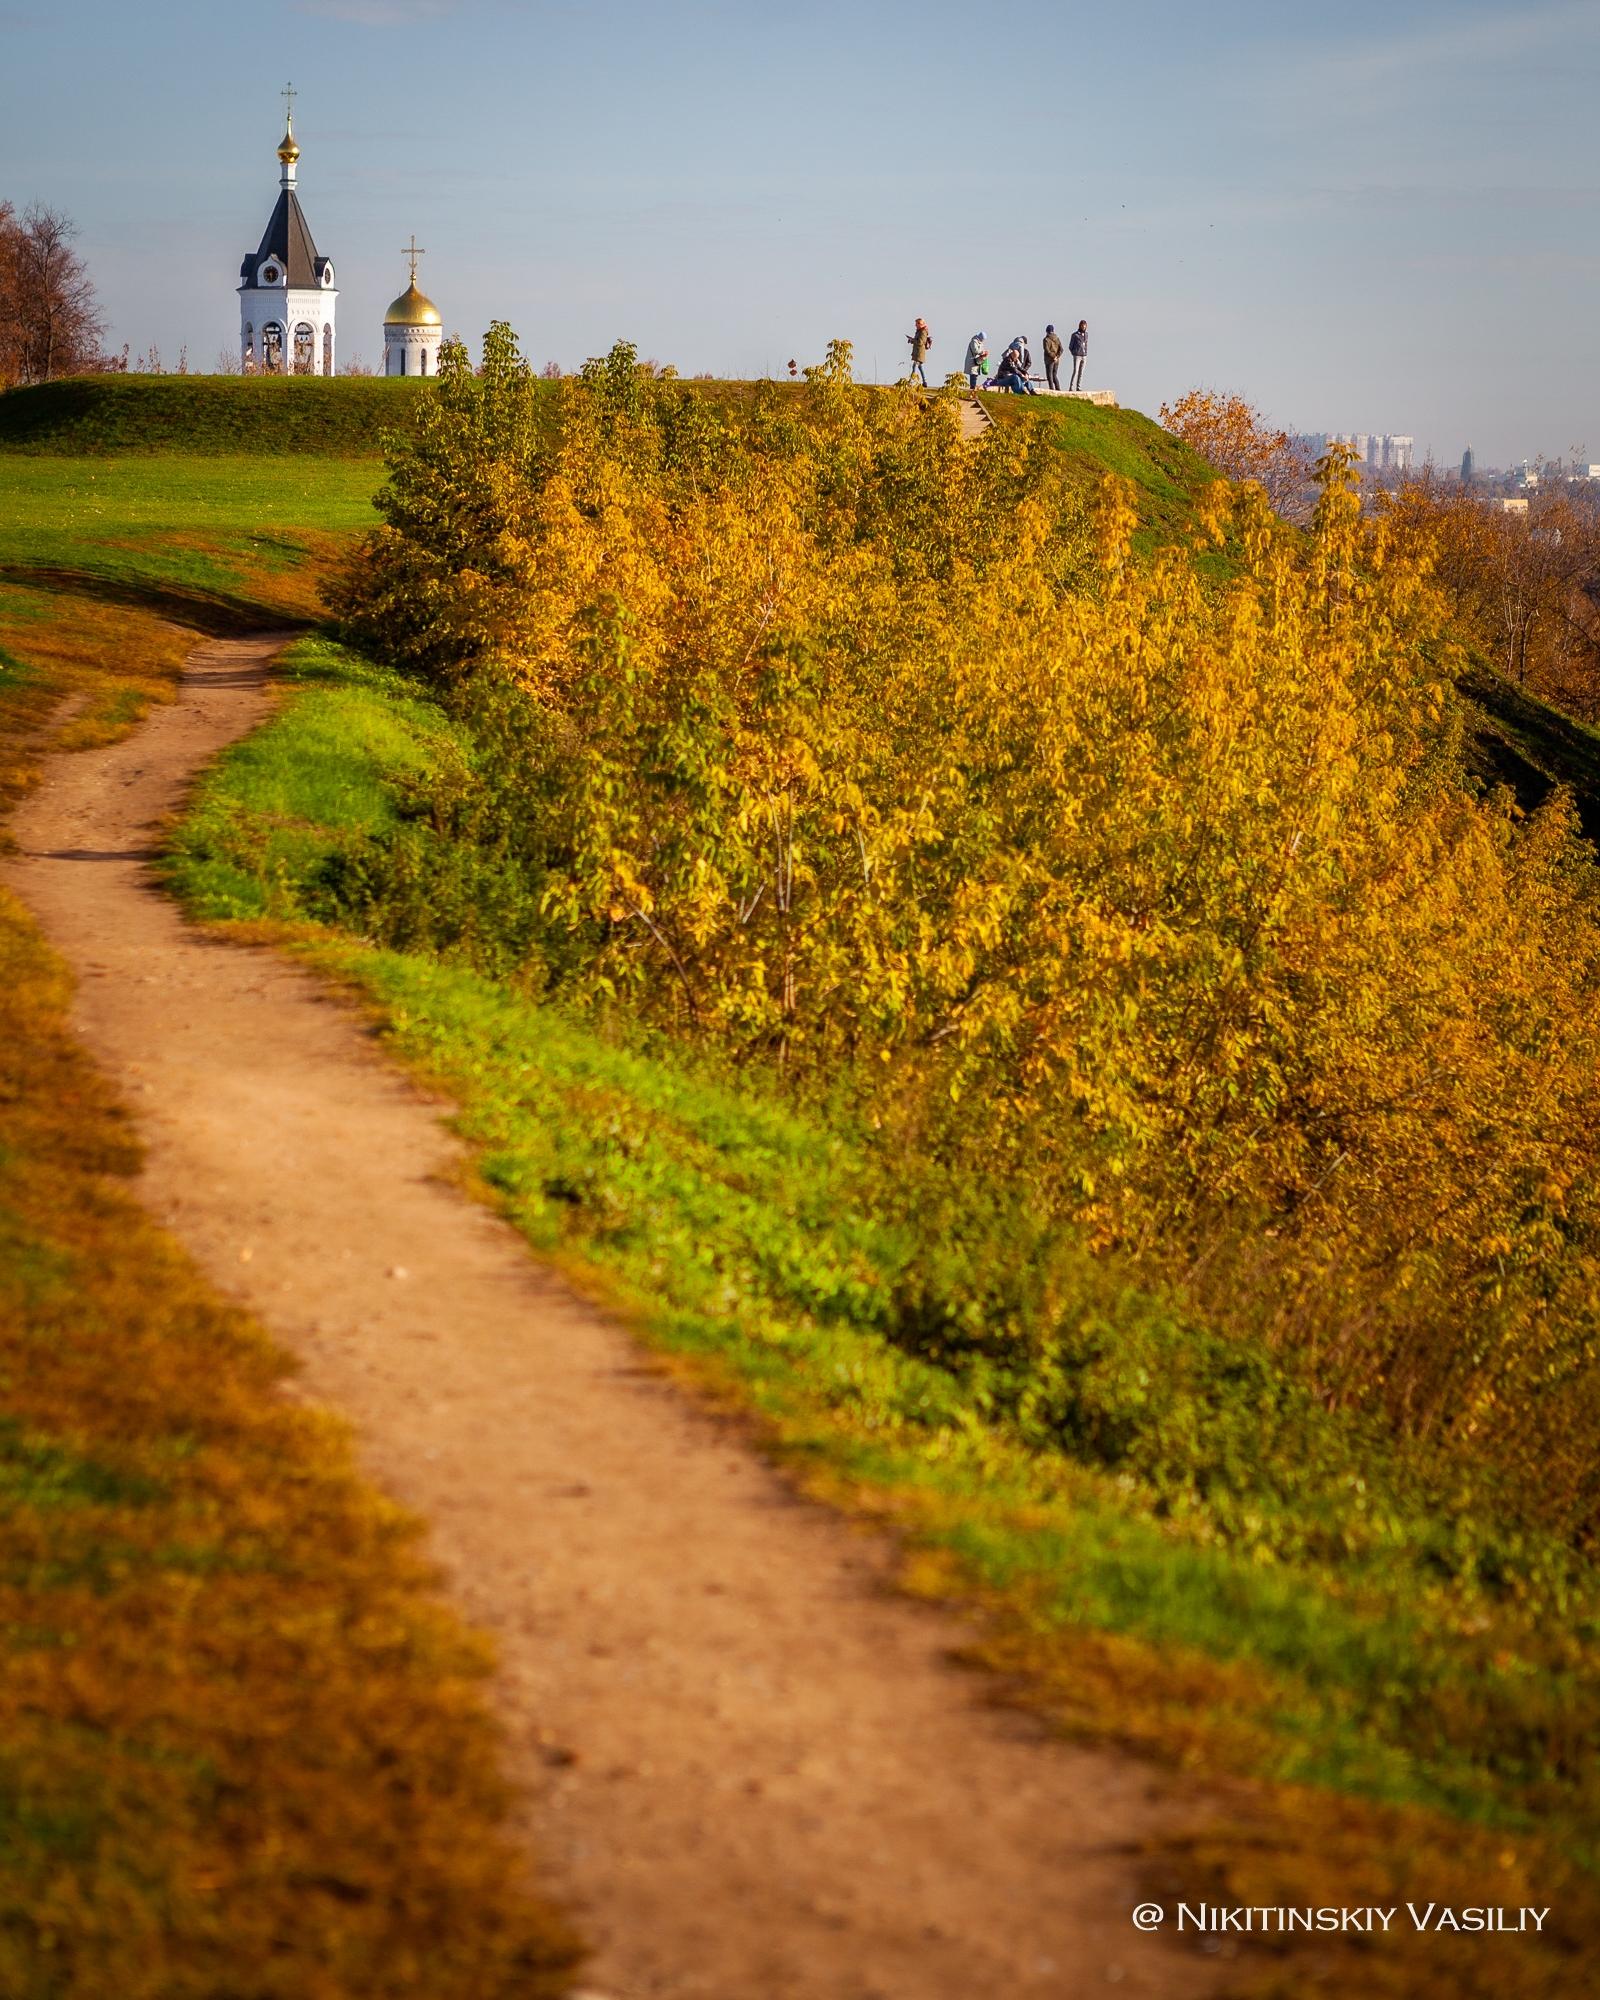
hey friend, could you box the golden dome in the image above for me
[384,280,442,327]
[276,123,300,165]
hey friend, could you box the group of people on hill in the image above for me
[905,318,1089,394]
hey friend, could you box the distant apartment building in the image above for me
[1298,432,1415,473]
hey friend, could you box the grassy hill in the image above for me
[0,373,426,455]
[0,370,1216,517]
[13,368,1573,849]
[984,390,1221,543]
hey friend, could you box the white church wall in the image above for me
[384,325,443,377]
[239,288,336,374]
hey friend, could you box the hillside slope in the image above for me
[6,367,1600,1995]
[11,373,1595,844]
[984,392,1221,543]
[0,374,425,454]
[0,373,1215,523]
[1460,657,1600,842]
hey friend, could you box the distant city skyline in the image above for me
[7,0,1598,465]
[1299,432,1416,473]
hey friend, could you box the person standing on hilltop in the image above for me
[907,317,932,387]
[1068,320,1088,391]
[1042,323,1063,391]
[964,331,989,390]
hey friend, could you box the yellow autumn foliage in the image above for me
[335,332,1600,1528]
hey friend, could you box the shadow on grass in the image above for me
[1461,659,1600,845]
[0,563,308,638]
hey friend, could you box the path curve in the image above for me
[5,635,1214,2000]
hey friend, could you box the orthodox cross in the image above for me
[282,82,297,125]
[402,235,426,283]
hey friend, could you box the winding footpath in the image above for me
[5,635,1215,2000]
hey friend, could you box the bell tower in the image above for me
[238,86,338,376]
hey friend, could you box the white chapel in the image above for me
[238,91,337,375]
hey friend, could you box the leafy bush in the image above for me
[328,330,1600,1540]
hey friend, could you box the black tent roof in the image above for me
[240,190,332,288]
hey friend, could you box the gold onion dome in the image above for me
[385,280,442,327]
[277,124,301,164]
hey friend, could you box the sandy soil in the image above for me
[5,634,1217,2000]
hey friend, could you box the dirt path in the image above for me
[6,635,1215,2000]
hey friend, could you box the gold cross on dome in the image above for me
[281,81,296,125]
[402,235,426,282]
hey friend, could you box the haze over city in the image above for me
[8,0,1599,464]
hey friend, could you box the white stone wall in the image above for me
[383,323,443,378]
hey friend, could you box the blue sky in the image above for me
[7,0,1597,463]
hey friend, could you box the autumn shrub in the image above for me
[1158,385,1312,517]
[330,330,1600,1540]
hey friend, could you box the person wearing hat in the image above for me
[907,317,933,386]
[964,331,989,390]
[1042,323,1063,391]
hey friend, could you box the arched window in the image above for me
[420,346,429,377]
[400,347,408,377]
[293,323,315,375]
[262,322,284,373]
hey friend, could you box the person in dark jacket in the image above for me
[1068,320,1088,391]
[1042,324,1063,391]
[908,317,932,387]
[995,336,1034,394]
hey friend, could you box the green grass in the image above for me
[0,373,1216,564]
[0,375,426,455]
[167,640,1600,1998]
[0,451,380,759]
[0,452,379,626]
[984,391,1221,543]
